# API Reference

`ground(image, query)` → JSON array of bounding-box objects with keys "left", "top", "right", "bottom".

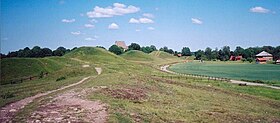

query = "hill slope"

[
  {"left": 149, "top": 51, "right": 176, "bottom": 59},
  {"left": 64, "top": 47, "right": 125, "bottom": 64},
  {"left": 121, "top": 50, "right": 155, "bottom": 61}
]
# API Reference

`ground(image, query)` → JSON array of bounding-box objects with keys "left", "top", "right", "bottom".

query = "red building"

[{"left": 229, "top": 55, "right": 243, "bottom": 61}]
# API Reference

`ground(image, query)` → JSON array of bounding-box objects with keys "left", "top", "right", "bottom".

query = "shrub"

[
  {"left": 56, "top": 76, "right": 66, "bottom": 81},
  {"left": 247, "top": 58, "right": 254, "bottom": 63}
]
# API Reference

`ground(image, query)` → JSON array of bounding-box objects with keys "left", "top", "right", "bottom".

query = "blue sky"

[{"left": 1, "top": 0, "right": 280, "bottom": 54}]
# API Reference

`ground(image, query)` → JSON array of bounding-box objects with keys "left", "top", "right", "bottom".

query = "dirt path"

[
  {"left": 27, "top": 88, "right": 108, "bottom": 123},
  {"left": 160, "top": 64, "right": 280, "bottom": 90},
  {"left": 0, "top": 67, "right": 104, "bottom": 123}
]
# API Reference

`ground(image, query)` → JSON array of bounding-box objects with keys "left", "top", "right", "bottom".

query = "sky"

[{"left": 1, "top": 0, "right": 280, "bottom": 54}]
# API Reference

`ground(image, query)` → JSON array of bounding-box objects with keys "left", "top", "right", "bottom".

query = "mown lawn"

[{"left": 169, "top": 61, "right": 280, "bottom": 85}]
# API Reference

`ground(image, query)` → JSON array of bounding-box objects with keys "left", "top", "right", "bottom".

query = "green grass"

[
  {"left": 121, "top": 50, "right": 154, "bottom": 61},
  {"left": 169, "top": 61, "right": 280, "bottom": 84},
  {"left": 2, "top": 47, "right": 280, "bottom": 122}
]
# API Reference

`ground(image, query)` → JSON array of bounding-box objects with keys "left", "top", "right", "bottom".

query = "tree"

[
  {"left": 211, "top": 48, "right": 219, "bottom": 60},
  {"left": 234, "top": 46, "right": 245, "bottom": 56},
  {"left": 96, "top": 46, "right": 106, "bottom": 50},
  {"left": 128, "top": 43, "right": 141, "bottom": 50},
  {"left": 204, "top": 47, "right": 212, "bottom": 60},
  {"left": 222, "top": 46, "right": 230, "bottom": 61},
  {"left": 181, "top": 47, "right": 191, "bottom": 56},
  {"left": 195, "top": 50, "right": 206, "bottom": 60},
  {"left": 141, "top": 46, "right": 152, "bottom": 53},
  {"left": 23, "top": 47, "right": 32, "bottom": 57},
  {"left": 41, "top": 48, "right": 53, "bottom": 57},
  {"left": 150, "top": 45, "right": 157, "bottom": 51},
  {"left": 53, "top": 46, "right": 67, "bottom": 56},
  {"left": 31, "top": 46, "right": 42, "bottom": 57},
  {"left": 160, "top": 46, "right": 174, "bottom": 54},
  {"left": 109, "top": 45, "right": 124, "bottom": 55}
]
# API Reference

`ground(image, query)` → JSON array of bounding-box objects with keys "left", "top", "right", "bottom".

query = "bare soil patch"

[
  {"left": 103, "top": 86, "right": 147, "bottom": 102},
  {"left": 27, "top": 90, "right": 108, "bottom": 123}
]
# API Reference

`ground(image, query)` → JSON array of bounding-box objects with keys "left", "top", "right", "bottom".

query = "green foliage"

[
  {"left": 159, "top": 46, "right": 174, "bottom": 54},
  {"left": 53, "top": 46, "right": 67, "bottom": 56},
  {"left": 140, "top": 45, "right": 157, "bottom": 53},
  {"left": 56, "top": 76, "right": 66, "bottom": 81},
  {"left": 247, "top": 58, "right": 254, "bottom": 63},
  {"left": 181, "top": 47, "right": 191, "bottom": 56},
  {"left": 128, "top": 43, "right": 141, "bottom": 51},
  {"left": 109, "top": 45, "right": 124, "bottom": 55}
]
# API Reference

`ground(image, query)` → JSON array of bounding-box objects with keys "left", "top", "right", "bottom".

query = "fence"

[
  {"left": 153, "top": 73, "right": 231, "bottom": 82},
  {"left": 1, "top": 72, "right": 49, "bottom": 85}
]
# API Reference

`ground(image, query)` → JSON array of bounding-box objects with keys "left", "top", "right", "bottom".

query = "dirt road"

[{"left": 0, "top": 67, "right": 105, "bottom": 123}]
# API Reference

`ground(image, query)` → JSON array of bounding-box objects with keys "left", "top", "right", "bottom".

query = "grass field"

[
  {"left": 169, "top": 61, "right": 280, "bottom": 85},
  {"left": 1, "top": 47, "right": 280, "bottom": 122}
]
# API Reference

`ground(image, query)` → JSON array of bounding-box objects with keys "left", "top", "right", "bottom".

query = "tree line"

[
  {"left": 0, "top": 46, "right": 76, "bottom": 58},
  {"left": 108, "top": 43, "right": 192, "bottom": 56},
  {"left": 2, "top": 44, "right": 279, "bottom": 62},
  {"left": 194, "top": 46, "right": 280, "bottom": 61}
]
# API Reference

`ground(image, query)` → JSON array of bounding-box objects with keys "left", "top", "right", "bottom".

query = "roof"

[
  {"left": 276, "top": 59, "right": 280, "bottom": 63},
  {"left": 256, "top": 51, "right": 272, "bottom": 57},
  {"left": 115, "top": 41, "right": 128, "bottom": 50},
  {"left": 256, "top": 58, "right": 267, "bottom": 61}
]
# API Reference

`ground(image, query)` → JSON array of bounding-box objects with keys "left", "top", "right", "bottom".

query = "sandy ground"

[
  {"left": 160, "top": 64, "right": 280, "bottom": 90},
  {"left": 0, "top": 67, "right": 105, "bottom": 123}
]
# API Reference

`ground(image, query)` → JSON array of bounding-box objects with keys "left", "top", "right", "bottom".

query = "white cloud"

[
  {"left": 147, "top": 27, "right": 155, "bottom": 30},
  {"left": 191, "top": 18, "right": 203, "bottom": 25},
  {"left": 94, "top": 35, "right": 99, "bottom": 38},
  {"left": 155, "top": 8, "right": 159, "bottom": 11},
  {"left": 89, "top": 19, "right": 98, "bottom": 23},
  {"left": 62, "top": 19, "right": 75, "bottom": 23},
  {"left": 139, "top": 18, "right": 154, "bottom": 23},
  {"left": 84, "top": 24, "right": 95, "bottom": 28},
  {"left": 87, "top": 3, "right": 140, "bottom": 18},
  {"left": 85, "top": 37, "right": 96, "bottom": 41},
  {"left": 108, "top": 23, "right": 119, "bottom": 29},
  {"left": 135, "top": 29, "right": 141, "bottom": 32},
  {"left": 129, "top": 18, "right": 140, "bottom": 23},
  {"left": 143, "top": 13, "right": 154, "bottom": 18},
  {"left": 250, "top": 6, "right": 270, "bottom": 13},
  {"left": 129, "top": 17, "right": 154, "bottom": 24},
  {"left": 71, "top": 31, "right": 81, "bottom": 35}
]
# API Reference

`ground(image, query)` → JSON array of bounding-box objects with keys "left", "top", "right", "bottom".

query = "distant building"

[
  {"left": 255, "top": 51, "right": 273, "bottom": 64},
  {"left": 115, "top": 41, "right": 128, "bottom": 50},
  {"left": 256, "top": 58, "right": 267, "bottom": 64},
  {"left": 229, "top": 55, "right": 242, "bottom": 61},
  {"left": 276, "top": 59, "right": 280, "bottom": 64},
  {"left": 177, "top": 54, "right": 182, "bottom": 57}
]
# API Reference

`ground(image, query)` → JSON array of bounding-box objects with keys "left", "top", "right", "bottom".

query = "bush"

[
  {"left": 56, "top": 76, "right": 66, "bottom": 81},
  {"left": 241, "top": 58, "right": 246, "bottom": 62},
  {"left": 247, "top": 58, "right": 254, "bottom": 63},
  {"left": 1, "top": 91, "right": 15, "bottom": 99}
]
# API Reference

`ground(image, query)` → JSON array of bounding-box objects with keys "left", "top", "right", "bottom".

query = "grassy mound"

[
  {"left": 121, "top": 50, "right": 154, "bottom": 61},
  {"left": 149, "top": 51, "right": 176, "bottom": 59},
  {"left": 0, "top": 58, "right": 63, "bottom": 83},
  {"left": 64, "top": 47, "right": 125, "bottom": 64}
]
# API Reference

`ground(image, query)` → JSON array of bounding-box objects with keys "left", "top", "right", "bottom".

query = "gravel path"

[
  {"left": 0, "top": 67, "right": 104, "bottom": 123},
  {"left": 160, "top": 64, "right": 280, "bottom": 90}
]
